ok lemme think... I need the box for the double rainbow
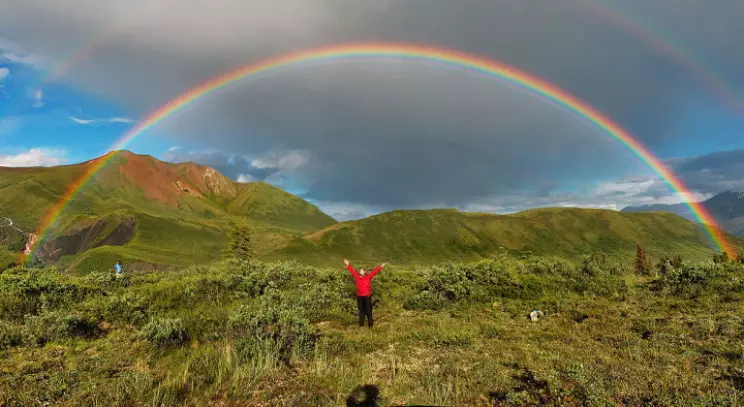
[25,43,735,261]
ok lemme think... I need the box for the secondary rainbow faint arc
[585,0,744,115]
[26,43,735,261]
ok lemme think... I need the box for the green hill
[0,151,336,271]
[277,207,740,266]
[226,182,337,232]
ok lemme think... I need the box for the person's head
[359,268,367,276]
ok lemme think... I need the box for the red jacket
[346,264,382,297]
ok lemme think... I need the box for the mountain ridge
[622,190,744,236]
[0,150,740,270]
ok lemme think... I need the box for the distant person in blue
[114,261,123,278]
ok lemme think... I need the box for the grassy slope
[226,182,337,232]
[0,152,335,271]
[280,208,740,266]
[0,164,86,231]
[1,151,740,271]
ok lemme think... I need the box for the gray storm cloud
[1,0,743,211]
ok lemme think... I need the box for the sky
[1,0,743,220]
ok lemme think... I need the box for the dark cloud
[1,0,743,211]
[669,149,744,193]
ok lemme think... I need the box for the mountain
[622,191,744,236]
[0,151,336,271]
[621,202,694,220]
[0,150,739,271]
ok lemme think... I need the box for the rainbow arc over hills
[25,43,735,261]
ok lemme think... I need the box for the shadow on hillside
[345,384,447,407]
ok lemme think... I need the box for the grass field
[2,253,744,406]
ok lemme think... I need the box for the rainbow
[585,0,744,115]
[25,43,735,262]
[23,2,166,105]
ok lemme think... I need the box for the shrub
[228,293,318,363]
[96,293,150,325]
[292,281,351,322]
[0,321,23,350]
[223,259,308,297]
[404,290,446,311]
[427,264,471,301]
[84,271,121,286]
[23,310,101,345]
[0,293,38,323]
[0,269,98,319]
[140,317,189,347]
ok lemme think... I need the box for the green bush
[0,293,38,323]
[427,263,471,301]
[23,310,101,345]
[651,260,744,299]
[404,290,447,311]
[0,320,23,350]
[409,258,628,307]
[96,293,150,325]
[228,293,318,363]
[139,317,189,347]
[83,270,124,287]
[222,259,309,297]
[0,268,98,320]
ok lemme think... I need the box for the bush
[23,310,101,346]
[228,293,318,363]
[140,317,189,347]
[222,259,309,297]
[96,293,150,325]
[0,321,23,350]
[84,271,121,286]
[404,290,446,311]
[650,260,744,299]
[0,293,38,323]
[0,269,98,320]
[427,264,471,301]
[409,258,628,307]
[293,281,351,322]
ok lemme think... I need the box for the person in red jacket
[344,259,387,328]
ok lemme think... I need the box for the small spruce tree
[224,220,256,260]
[634,244,651,275]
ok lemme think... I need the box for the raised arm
[344,259,360,278]
[368,262,387,279]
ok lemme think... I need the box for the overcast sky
[1,0,743,220]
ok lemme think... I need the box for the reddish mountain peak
[92,150,237,204]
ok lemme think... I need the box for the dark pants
[357,295,373,328]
